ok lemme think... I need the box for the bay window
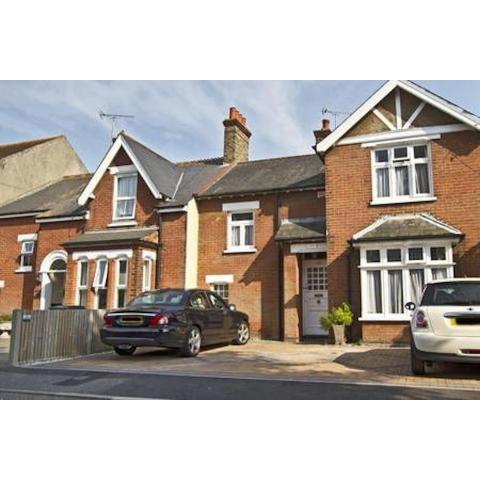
[360,243,454,320]
[372,144,434,204]
[93,258,109,309]
[76,260,89,307]
[116,258,128,307]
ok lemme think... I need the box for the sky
[1,80,480,171]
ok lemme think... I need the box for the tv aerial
[99,110,135,140]
[321,108,350,129]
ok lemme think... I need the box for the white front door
[302,258,328,336]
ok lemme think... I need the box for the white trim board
[36,215,87,224]
[78,135,163,206]
[72,249,133,261]
[222,201,260,212]
[17,233,37,242]
[205,274,234,284]
[316,80,480,153]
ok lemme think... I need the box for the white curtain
[376,168,390,197]
[367,271,382,314]
[415,164,430,194]
[410,269,425,304]
[388,270,403,313]
[395,166,409,195]
[432,268,447,280]
[117,176,137,197]
[231,226,241,246]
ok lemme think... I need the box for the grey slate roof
[352,214,463,243]
[0,175,92,218]
[63,227,158,247]
[275,217,326,242]
[122,134,181,199]
[198,154,324,197]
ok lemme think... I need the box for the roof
[198,154,323,197]
[275,217,326,242]
[0,175,92,218]
[63,227,158,247]
[0,135,62,161]
[316,80,480,153]
[121,134,181,199]
[352,214,463,243]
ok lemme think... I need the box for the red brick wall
[87,148,157,230]
[197,190,324,339]
[159,212,186,288]
[325,130,480,343]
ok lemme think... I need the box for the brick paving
[34,339,480,390]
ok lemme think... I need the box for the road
[1,360,480,399]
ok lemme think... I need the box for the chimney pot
[313,118,332,145]
[322,118,331,131]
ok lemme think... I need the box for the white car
[407,278,480,375]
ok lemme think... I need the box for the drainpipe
[275,192,285,341]
[156,211,163,289]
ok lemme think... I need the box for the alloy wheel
[238,322,249,344]
[188,328,201,355]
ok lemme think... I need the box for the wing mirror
[405,302,416,311]
[228,304,236,312]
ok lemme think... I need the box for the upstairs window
[228,211,255,251]
[20,241,35,270]
[114,174,137,220]
[372,144,433,204]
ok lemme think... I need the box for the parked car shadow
[334,348,480,379]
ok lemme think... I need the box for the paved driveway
[39,339,480,391]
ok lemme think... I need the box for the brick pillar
[283,248,301,340]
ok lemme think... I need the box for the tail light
[149,314,169,326]
[413,309,428,329]
[103,313,114,326]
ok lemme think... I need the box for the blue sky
[0,80,479,171]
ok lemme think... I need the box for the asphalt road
[1,360,480,399]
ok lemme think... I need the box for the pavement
[2,335,480,399]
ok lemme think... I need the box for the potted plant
[320,303,353,345]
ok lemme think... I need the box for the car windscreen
[421,282,480,306]
[128,291,186,306]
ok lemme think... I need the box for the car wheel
[181,326,202,357]
[410,338,426,375]
[233,321,250,345]
[114,345,137,356]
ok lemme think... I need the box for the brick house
[3,81,480,345]
[317,80,480,343]
[0,108,326,342]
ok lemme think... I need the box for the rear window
[421,282,480,306]
[129,290,186,306]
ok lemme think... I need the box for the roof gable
[78,134,177,206]
[0,135,61,161]
[317,80,480,153]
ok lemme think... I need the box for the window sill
[223,248,257,255]
[370,196,437,206]
[15,267,33,273]
[108,220,138,227]
[359,316,411,322]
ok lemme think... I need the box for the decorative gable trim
[317,80,480,153]
[78,136,162,206]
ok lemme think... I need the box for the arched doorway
[40,250,68,309]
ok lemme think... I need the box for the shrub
[320,303,353,331]
[0,313,12,323]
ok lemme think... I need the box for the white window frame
[225,210,256,253]
[142,257,153,292]
[18,240,35,272]
[371,143,435,205]
[359,240,455,321]
[115,257,128,308]
[93,258,109,289]
[76,259,89,307]
[210,283,229,302]
[112,173,138,222]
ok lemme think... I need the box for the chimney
[223,107,251,164]
[313,118,331,144]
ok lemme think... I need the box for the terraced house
[0,107,326,341]
[2,81,480,344]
